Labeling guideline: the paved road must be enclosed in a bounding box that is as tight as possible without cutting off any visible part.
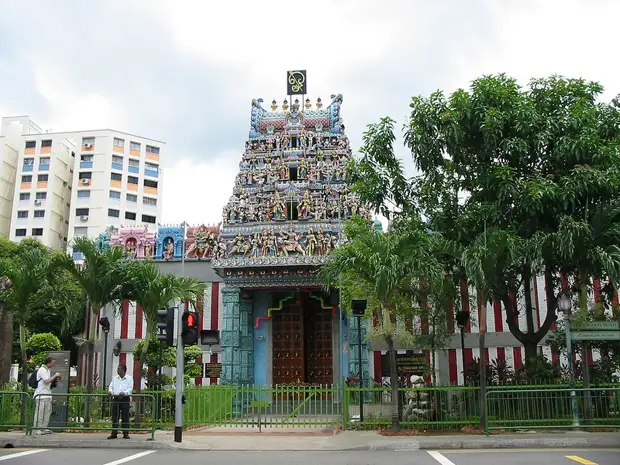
[0,448,618,465]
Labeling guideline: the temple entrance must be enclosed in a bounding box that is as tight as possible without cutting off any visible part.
[271,292,333,386]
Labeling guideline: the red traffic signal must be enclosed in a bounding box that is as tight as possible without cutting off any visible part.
[181,311,199,346]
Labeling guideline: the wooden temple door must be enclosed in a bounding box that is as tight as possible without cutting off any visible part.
[272,301,305,386]
[304,295,333,386]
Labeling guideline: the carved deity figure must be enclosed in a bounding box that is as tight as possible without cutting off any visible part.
[163,238,175,260]
[125,239,137,259]
[305,226,318,256]
[297,190,312,220]
[279,225,305,256]
[144,241,152,259]
[298,158,308,179]
[272,191,287,221]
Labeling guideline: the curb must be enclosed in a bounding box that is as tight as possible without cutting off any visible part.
[1,438,173,450]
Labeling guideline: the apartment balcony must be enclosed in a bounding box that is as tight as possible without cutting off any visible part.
[80,161,93,169]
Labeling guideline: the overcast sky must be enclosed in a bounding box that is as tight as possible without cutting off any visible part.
[1,0,618,226]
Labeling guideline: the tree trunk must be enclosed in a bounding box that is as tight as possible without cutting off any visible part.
[19,325,28,426]
[84,301,98,426]
[134,343,148,428]
[0,308,13,385]
[386,335,400,432]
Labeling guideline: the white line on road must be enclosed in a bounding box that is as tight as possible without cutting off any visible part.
[428,451,457,465]
[0,449,48,462]
[103,451,157,465]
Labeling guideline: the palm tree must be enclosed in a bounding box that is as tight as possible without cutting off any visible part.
[321,217,440,432]
[55,237,127,413]
[122,260,205,393]
[0,246,55,422]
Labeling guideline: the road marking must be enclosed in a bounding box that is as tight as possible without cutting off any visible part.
[103,451,156,465]
[428,451,457,465]
[0,449,48,462]
[566,456,597,465]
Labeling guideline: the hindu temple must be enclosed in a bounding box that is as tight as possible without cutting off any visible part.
[212,94,371,387]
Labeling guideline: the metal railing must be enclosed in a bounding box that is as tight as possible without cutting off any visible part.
[485,386,620,432]
[0,391,31,431]
[343,385,480,430]
[31,392,156,439]
[183,384,341,431]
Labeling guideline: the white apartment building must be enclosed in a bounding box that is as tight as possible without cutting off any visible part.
[0,116,164,253]
[68,130,164,259]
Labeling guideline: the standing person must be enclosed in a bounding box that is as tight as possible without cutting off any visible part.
[33,357,60,434]
[107,364,133,439]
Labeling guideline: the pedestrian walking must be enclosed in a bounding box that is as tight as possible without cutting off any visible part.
[33,357,60,434]
[107,364,133,439]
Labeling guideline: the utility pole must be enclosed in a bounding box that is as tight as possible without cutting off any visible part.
[174,221,187,443]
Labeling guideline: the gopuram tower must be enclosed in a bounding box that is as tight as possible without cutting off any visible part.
[213,73,370,387]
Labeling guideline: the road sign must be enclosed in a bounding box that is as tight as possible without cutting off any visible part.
[571,331,620,341]
[573,321,619,331]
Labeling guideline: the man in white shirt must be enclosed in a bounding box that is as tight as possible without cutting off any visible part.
[33,357,60,435]
[107,364,133,439]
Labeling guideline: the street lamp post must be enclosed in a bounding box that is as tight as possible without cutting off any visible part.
[557,291,580,428]
[99,317,111,391]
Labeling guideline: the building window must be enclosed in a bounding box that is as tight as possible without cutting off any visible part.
[75,208,89,217]
[23,158,34,166]
[21,175,32,183]
[144,179,158,189]
[126,193,137,202]
[130,141,141,151]
[125,211,136,220]
[141,214,156,224]
[34,210,45,218]
[145,162,158,171]
[128,158,140,174]
[74,227,88,236]
[17,211,28,218]
[108,208,120,218]
[35,192,47,200]
[143,196,157,206]
[113,138,125,147]
[110,173,122,181]
[19,193,30,201]
[109,190,121,199]
[41,140,52,148]
[81,154,93,162]
[25,141,36,149]
[146,145,159,154]
[82,137,95,146]
[37,174,49,182]
[39,157,50,170]
[15,228,27,237]
[77,190,90,198]
[79,171,93,179]
[128,176,138,185]
[32,228,43,236]
[112,155,123,164]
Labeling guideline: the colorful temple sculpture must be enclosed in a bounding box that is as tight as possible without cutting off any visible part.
[212,95,371,387]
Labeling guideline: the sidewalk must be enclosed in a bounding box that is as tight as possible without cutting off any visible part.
[1,430,619,451]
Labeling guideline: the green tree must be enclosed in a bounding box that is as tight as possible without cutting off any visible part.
[0,237,18,384]
[25,333,62,368]
[121,260,205,394]
[321,217,441,432]
[55,237,127,421]
[400,74,620,359]
[133,338,202,387]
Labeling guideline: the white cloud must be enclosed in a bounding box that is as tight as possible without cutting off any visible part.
[1,0,619,228]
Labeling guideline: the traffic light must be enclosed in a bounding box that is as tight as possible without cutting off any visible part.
[157,307,175,346]
[181,311,199,346]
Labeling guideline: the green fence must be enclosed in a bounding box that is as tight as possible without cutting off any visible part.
[0,391,30,431]
[31,392,156,439]
[343,385,480,430]
[486,386,620,431]
[183,384,341,430]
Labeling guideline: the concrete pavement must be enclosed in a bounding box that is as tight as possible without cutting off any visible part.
[1,430,619,451]
[0,448,618,465]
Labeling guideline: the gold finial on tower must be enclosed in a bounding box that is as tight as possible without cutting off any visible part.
[305,98,311,110]
[316,97,323,109]
[271,99,278,111]
[282,99,289,111]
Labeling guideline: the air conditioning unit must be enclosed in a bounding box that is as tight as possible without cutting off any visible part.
[34,199,42,206]
[85,143,92,149]
[79,215,88,221]
[80,178,89,185]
